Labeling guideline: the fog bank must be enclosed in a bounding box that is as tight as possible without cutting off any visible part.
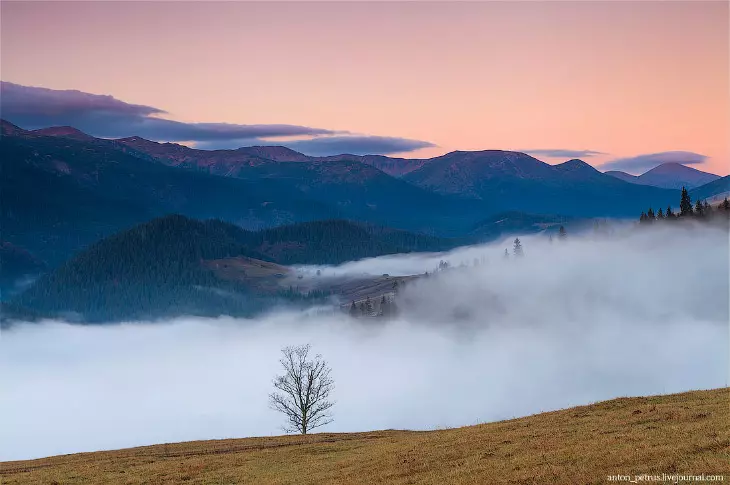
[1,224,728,461]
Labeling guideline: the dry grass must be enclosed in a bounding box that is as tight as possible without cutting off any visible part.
[3,388,728,485]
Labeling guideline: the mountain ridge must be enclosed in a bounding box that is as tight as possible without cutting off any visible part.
[605,162,720,190]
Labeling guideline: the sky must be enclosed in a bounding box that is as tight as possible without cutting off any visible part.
[1,1,728,174]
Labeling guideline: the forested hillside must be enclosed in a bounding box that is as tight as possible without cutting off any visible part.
[6,216,461,323]
[8,216,273,322]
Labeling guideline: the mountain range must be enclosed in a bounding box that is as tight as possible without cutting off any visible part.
[3,117,728,322]
[605,163,720,190]
[2,119,727,282]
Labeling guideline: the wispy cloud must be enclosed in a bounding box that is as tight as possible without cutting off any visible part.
[196,135,435,156]
[0,82,435,155]
[283,135,435,156]
[600,151,707,174]
[0,82,336,141]
[522,149,606,159]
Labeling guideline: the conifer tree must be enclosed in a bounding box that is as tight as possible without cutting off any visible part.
[666,205,674,219]
[703,201,712,215]
[694,199,704,217]
[680,186,693,216]
[513,238,524,257]
[349,301,358,317]
[657,208,664,219]
[558,226,567,240]
[504,248,510,259]
[365,297,373,316]
[723,198,730,211]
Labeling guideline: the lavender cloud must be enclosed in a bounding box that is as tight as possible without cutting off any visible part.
[522,149,606,158]
[196,135,436,156]
[0,82,435,155]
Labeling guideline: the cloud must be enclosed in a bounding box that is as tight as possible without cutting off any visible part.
[2,223,727,460]
[193,135,436,156]
[522,149,606,158]
[282,135,435,156]
[0,82,435,155]
[0,82,337,141]
[600,151,708,174]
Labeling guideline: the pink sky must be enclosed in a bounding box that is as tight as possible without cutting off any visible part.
[2,1,728,174]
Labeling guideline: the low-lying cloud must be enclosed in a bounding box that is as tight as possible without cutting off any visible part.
[601,151,708,173]
[1,224,727,461]
[0,81,435,156]
[195,135,436,156]
[522,149,606,159]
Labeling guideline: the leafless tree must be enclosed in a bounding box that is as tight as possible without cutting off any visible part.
[269,344,335,435]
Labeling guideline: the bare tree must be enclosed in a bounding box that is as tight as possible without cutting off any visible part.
[269,344,335,434]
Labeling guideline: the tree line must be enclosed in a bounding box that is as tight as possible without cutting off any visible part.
[639,187,729,223]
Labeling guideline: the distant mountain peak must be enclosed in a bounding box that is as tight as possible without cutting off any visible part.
[32,126,94,140]
[555,158,599,172]
[117,135,153,143]
[0,119,27,136]
[235,145,310,162]
[604,162,720,190]
[645,162,702,175]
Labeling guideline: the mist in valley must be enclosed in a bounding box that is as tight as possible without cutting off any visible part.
[1,223,728,461]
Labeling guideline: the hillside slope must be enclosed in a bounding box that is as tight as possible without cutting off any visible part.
[8,216,460,322]
[2,388,727,485]
[690,175,730,203]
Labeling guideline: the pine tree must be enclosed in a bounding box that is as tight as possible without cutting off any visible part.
[666,205,674,219]
[558,226,567,240]
[503,248,510,259]
[680,186,693,216]
[723,198,730,211]
[378,295,387,317]
[392,280,399,295]
[640,212,647,223]
[349,301,358,317]
[703,201,712,216]
[694,199,704,217]
[513,238,524,257]
[657,208,664,219]
[647,208,655,221]
[365,297,373,316]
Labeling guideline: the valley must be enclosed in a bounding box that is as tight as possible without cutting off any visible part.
[1,4,728,482]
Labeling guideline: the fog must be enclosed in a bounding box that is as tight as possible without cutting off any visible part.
[1,224,728,461]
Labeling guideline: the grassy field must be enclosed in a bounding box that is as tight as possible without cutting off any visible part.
[3,388,728,485]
